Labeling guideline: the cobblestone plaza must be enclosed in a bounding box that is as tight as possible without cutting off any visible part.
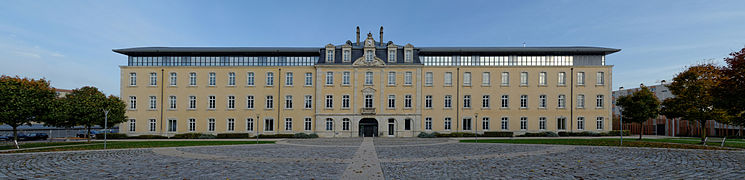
[1,138,744,179]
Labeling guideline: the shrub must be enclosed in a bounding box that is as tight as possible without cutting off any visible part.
[133,135,167,139]
[257,134,295,138]
[607,130,630,136]
[95,133,128,139]
[435,132,478,137]
[482,131,514,137]
[558,132,602,137]
[518,132,558,137]
[173,133,215,139]
[293,133,319,139]
[417,132,437,138]
[216,133,250,139]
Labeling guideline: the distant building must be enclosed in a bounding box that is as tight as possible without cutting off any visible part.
[55,88,73,98]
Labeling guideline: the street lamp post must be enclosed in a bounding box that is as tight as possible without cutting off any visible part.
[619,86,623,146]
[103,109,109,150]
[256,114,260,144]
[474,113,478,143]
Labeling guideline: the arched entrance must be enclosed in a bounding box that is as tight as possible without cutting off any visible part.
[359,118,378,137]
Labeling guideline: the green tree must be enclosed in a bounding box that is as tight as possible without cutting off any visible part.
[0,76,56,142]
[615,86,660,140]
[662,64,728,143]
[62,87,127,142]
[713,47,745,136]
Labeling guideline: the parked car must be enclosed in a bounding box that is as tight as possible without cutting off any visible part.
[76,129,117,138]
[0,134,11,141]
[22,133,49,141]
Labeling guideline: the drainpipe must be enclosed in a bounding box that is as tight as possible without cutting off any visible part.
[277,68,282,133]
[456,67,460,133]
[570,68,574,132]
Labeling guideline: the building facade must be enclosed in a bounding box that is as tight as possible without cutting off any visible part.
[115,27,620,137]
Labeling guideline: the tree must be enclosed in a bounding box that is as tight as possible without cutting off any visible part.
[615,86,660,140]
[0,76,56,143]
[62,87,127,142]
[713,47,745,136]
[663,64,728,143]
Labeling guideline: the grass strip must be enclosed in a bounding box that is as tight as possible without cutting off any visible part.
[3,141,274,153]
[0,141,101,150]
[460,138,730,150]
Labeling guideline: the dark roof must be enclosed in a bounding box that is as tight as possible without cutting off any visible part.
[418,47,620,56]
[113,47,321,56]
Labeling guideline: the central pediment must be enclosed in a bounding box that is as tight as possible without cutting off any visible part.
[352,56,385,67]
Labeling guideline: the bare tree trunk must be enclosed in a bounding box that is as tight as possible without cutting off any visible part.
[12,126,19,149]
[86,125,91,143]
[699,120,707,144]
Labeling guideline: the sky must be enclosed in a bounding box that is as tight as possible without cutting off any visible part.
[1,0,744,96]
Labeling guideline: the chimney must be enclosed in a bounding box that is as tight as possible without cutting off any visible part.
[356,26,360,46]
[379,26,384,46]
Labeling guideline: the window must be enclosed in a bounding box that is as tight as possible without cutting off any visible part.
[149,96,157,110]
[404,72,412,85]
[482,95,490,108]
[482,117,490,130]
[557,117,566,130]
[501,72,509,86]
[577,94,585,108]
[405,118,412,130]
[425,95,433,108]
[304,95,312,109]
[208,72,216,86]
[325,118,333,131]
[366,50,373,62]
[388,95,396,108]
[520,72,528,86]
[247,118,254,131]
[227,118,235,131]
[596,95,604,108]
[227,96,235,109]
[246,96,254,109]
[501,117,509,130]
[189,72,197,86]
[425,117,432,130]
[520,117,527,130]
[539,72,546,85]
[342,95,350,108]
[520,95,528,108]
[149,72,157,86]
[129,96,136,110]
[266,72,274,86]
[247,72,254,86]
[305,73,312,86]
[405,50,412,62]
[264,118,274,131]
[169,96,176,109]
[425,72,433,86]
[326,72,334,85]
[342,118,350,131]
[325,95,333,109]
[558,95,566,108]
[365,95,373,108]
[343,50,351,62]
[597,72,604,85]
[365,72,374,85]
[462,118,472,130]
[577,117,584,130]
[285,95,293,109]
[558,72,566,85]
[596,117,604,130]
[482,72,490,86]
[577,72,585,85]
[327,50,334,62]
[388,50,396,63]
[188,118,196,132]
[169,72,177,86]
[285,118,292,131]
[539,117,546,130]
[463,95,471,108]
[501,95,509,108]
[404,95,412,108]
[228,72,236,86]
[128,119,136,132]
[304,118,312,131]
[388,72,396,85]
[149,119,156,132]
[129,73,137,86]
[266,96,273,109]
[444,72,453,86]
[444,117,452,130]
[168,119,177,132]
[444,95,452,108]
[208,96,216,109]
[463,72,471,86]
[539,95,546,108]
[285,72,293,86]
[342,72,350,85]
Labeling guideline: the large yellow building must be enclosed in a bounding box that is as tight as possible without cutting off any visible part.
[115,28,620,137]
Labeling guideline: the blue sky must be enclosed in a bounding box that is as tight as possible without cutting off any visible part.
[1,0,744,95]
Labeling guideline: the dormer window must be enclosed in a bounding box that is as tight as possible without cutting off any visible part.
[388,50,396,63]
[326,50,334,63]
[343,50,351,62]
[366,50,374,62]
[405,50,412,62]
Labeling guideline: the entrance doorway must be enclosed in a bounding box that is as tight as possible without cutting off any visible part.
[359,118,378,137]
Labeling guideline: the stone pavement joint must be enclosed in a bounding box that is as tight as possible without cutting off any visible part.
[341,137,384,180]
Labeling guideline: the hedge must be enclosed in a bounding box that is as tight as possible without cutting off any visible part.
[173,133,216,139]
[216,133,250,139]
[293,133,319,138]
[518,132,559,137]
[417,132,437,138]
[257,134,295,138]
[95,133,128,139]
[435,132,477,137]
[132,135,168,139]
[482,131,514,137]
[557,130,630,137]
